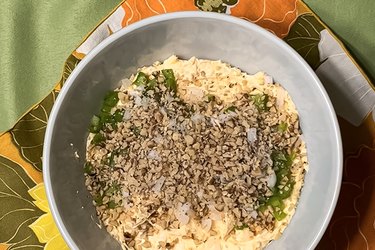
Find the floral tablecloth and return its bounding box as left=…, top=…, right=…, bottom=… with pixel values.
left=0, top=1, right=374, bottom=249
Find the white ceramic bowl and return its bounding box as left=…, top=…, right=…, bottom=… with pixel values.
left=43, top=12, right=342, bottom=250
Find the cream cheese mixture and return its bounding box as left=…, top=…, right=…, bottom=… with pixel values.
left=84, top=56, right=308, bottom=250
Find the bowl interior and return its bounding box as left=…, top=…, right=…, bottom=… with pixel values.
left=44, top=12, right=342, bottom=250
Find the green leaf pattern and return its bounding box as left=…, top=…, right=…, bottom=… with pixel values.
left=0, top=156, right=44, bottom=249
left=284, top=13, right=325, bottom=69
left=316, top=29, right=375, bottom=126
left=62, top=54, right=81, bottom=86
left=10, top=91, right=58, bottom=172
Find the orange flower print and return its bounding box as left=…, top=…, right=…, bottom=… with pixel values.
left=231, top=0, right=298, bottom=38
left=121, top=0, right=198, bottom=27
left=121, top=0, right=298, bottom=37
left=317, top=146, right=375, bottom=250
left=338, top=114, right=375, bottom=154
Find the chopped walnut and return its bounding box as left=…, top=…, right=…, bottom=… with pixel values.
left=84, top=58, right=307, bottom=250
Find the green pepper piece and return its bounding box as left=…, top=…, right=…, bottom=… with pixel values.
left=101, top=104, right=112, bottom=114
left=277, top=122, right=288, bottom=132
left=251, top=94, right=269, bottom=112
left=277, top=180, right=295, bottom=199
left=133, top=72, right=149, bottom=86
left=89, top=115, right=102, bottom=133
left=104, top=149, right=124, bottom=166
left=207, top=94, right=215, bottom=102
left=113, top=109, right=124, bottom=122
left=100, top=112, right=113, bottom=124
left=107, top=200, right=117, bottom=209
left=104, top=91, right=119, bottom=107
left=84, top=162, right=94, bottom=175
left=267, top=196, right=288, bottom=220
left=224, top=106, right=236, bottom=113
left=89, top=124, right=102, bottom=133
left=118, top=147, right=129, bottom=156
left=234, top=224, right=249, bottom=230
left=165, top=78, right=177, bottom=93
left=130, top=126, right=141, bottom=136
left=90, top=115, right=100, bottom=126
left=271, top=151, right=287, bottom=162
left=258, top=205, right=268, bottom=214
left=162, top=69, right=175, bottom=80
left=271, top=151, right=288, bottom=169
left=276, top=167, right=289, bottom=179
left=286, top=152, right=296, bottom=168
left=162, top=69, right=177, bottom=93
left=105, top=184, right=120, bottom=196
left=105, top=112, right=121, bottom=130
left=93, top=194, right=103, bottom=206
left=266, top=196, right=284, bottom=209
left=106, top=151, right=116, bottom=167
left=154, top=92, right=162, bottom=103
left=146, top=78, right=157, bottom=90
left=258, top=196, right=267, bottom=205
left=273, top=210, right=287, bottom=221
left=92, top=133, right=105, bottom=145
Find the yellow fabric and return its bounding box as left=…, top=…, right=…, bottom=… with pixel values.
left=28, top=184, right=69, bottom=249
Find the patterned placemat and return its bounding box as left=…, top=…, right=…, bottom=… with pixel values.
left=0, top=1, right=374, bottom=249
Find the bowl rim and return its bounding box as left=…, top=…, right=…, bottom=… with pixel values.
left=43, top=11, right=342, bottom=250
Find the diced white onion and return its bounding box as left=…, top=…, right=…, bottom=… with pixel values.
left=148, top=150, right=160, bottom=160
left=201, top=218, right=212, bottom=231
left=152, top=176, right=165, bottom=193
left=128, top=89, right=141, bottom=97
left=174, top=203, right=190, bottom=226
left=153, top=135, right=163, bottom=144
left=264, top=75, right=273, bottom=84
left=249, top=210, right=258, bottom=219
left=159, top=107, right=168, bottom=117
left=247, top=128, right=257, bottom=143
left=123, top=110, right=131, bottom=120
left=119, top=78, right=132, bottom=90
left=191, top=113, right=205, bottom=123
left=186, top=86, right=205, bottom=101
left=267, top=170, right=277, bottom=188
left=276, top=88, right=287, bottom=108
left=208, top=204, right=222, bottom=221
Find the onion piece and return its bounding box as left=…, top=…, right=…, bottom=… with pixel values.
left=152, top=176, right=165, bottom=193
left=267, top=170, right=277, bottom=188
left=264, top=75, right=273, bottom=84
left=119, top=78, right=132, bottom=90
left=134, top=96, right=142, bottom=106
left=249, top=210, right=258, bottom=219
left=191, top=113, right=204, bottom=123
left=276, top=88, right=287, bottom=108
left=174, top=203, right=190, bottom=226
left=123, top=110, right=132, bottom=120
left=208, top=204, right=222, bottom=221
left=147, top=150, right=160, bottom=161
left=186, top=86, right=205, bottom=101
left=247, top=128, right=257, bottom=143
left=201, top=218, right=212, bottom=231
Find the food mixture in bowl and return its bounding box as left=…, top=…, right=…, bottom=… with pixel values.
left=84, top=56, right=308, bottom=250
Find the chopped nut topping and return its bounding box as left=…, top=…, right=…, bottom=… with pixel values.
left=84, top=57, right=307, bottom=250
